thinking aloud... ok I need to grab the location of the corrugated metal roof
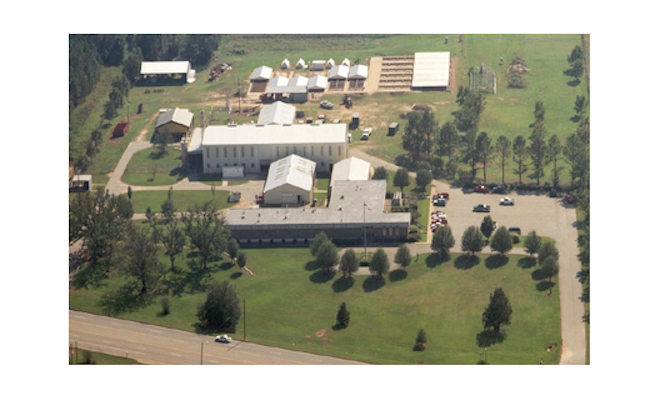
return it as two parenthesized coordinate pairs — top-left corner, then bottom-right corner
(156, 108), (194, 128)
(201, 123), (347, 146)
(257, 102), (296, 125)
(349, 64), (368, 79)
(251, 66), (273, 81)
(411, 52), (451, 88)
(140, 61), (191, 75)
(308, 75), (328, 90)
(329, 65), (349, 79)
(330, 157), (371, 186)
(264, 154), (315, 193)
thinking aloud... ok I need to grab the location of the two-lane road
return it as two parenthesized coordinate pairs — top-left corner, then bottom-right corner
(69, 310), (364, 365)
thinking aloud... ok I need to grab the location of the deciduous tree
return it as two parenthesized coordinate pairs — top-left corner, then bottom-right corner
(430, 225), (455, 259)
(495, 136), (511, 184)
(197, 281), (241, 332)
(490, 226), (513, 255)
(336, 302), (350, 328)
(523, 230), (542, 257)
(461, 226), (484, 256)
(482, 288), (512, 333)
(120, 225), (163, 295)
(393, 168), (411, 195)
(394, 244), (412, 269)
(339, 249), (359, 280)
(369, 248), (390, 281)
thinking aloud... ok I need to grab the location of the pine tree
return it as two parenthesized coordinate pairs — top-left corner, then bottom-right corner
(336, 302), (350, 328)
(482, 288), (513, 333)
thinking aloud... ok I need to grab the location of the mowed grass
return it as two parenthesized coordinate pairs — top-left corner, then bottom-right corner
(69, 247), (560, 364)
(126, 190), (231, 214)
(121, 147), (185, 186)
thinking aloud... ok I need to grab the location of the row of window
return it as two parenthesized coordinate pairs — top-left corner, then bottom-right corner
(206, 163), (255, 169)
(205, 145), (343, 160)
(206, 146), (255, 159)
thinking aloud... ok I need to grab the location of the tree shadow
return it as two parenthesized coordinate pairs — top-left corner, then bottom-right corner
(219, 261), (235, 271)
(476, 330), (507, 347)
(531, 268), (546, 281)
(518, 257), (537, 269)
(425, 253), (447, 269)
(567, 78), (581, 87)
(98, 282), (152, 316)
(332, 276), (355, 292)
(70, 262), (108, 290)
(148, 151), (166, 160)
(230, 271), (243, 279)
(454, 254), (480, 270)
(332, 323), (347, 331)
(388, 269), (408, 282)
(309, 269), (335, 284)
(362, 275), (385, 292)
(485, 254), (508, 270)
(304, 260), (319, 272)
(536, 280), (556, 292)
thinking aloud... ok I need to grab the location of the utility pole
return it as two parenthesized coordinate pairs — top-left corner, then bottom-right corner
(363, 202), (367, 259)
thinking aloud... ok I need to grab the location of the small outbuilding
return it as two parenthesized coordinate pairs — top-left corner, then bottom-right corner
(140, 61), (195, 83)
(69, 174), (92, 192)
(349, 64), (368, 79)
(308, 75), (328, 91)
(257, 101), (296, 125)
(330, 157), (372, 188)
(251, 66), (273, 81)
(341, 58), (351, 66)
(112, 121), (129, 139)
(155, 108), (194, 141)
(281, 59), (291, 69)
(326, 58), (336, 69)
(296, 58), (307, 69)
(312, 60), (326, 71)
(329, 65), (349, 80)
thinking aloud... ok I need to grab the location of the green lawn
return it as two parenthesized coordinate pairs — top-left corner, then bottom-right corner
(69, 247), (560, 364)
(127, 190), (230, 214)
(122, 147), (186, 186)
(69, 348), (141, 365)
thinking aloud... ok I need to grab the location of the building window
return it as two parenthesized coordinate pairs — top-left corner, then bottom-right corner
(250, 146), (254, 157)
(216, 147), (220, 158)
(251, 163), (255, 168)
(311, 146), (314, 156)
(320, 146), (324, 156)
(207, 148), (210, 158)
(224, 147), (228, 158)
(329, 146), (332, 156)
(234, 147), (238, 158)
(338, 146), (341, 156)
(207, 163), (210, 169)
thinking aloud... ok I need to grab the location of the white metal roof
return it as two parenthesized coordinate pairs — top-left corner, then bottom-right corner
(155, 108), (194, 128)
(264, 154), (316, 193)
(201, 123), (347, 146)
(257, 102), (296, 125)
(349, 64), (368, 79)
(329, 65), (349, 79)
(411, 52), (451, 88)
(307, 75), (328, 90)
(330, 157), (371, 186)
(269, 76), (288, 87)
(251, 66), (273, 81)
(341, 58), (350, 66)
(140, 61), (191, 75)
(296, 58), (306, 67)
(288, 75), (309, 87)
(281, 59), (290, 68)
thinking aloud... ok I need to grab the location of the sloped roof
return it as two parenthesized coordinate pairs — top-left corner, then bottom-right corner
(330, 157), (372, 186)
(156, 108), (194, 129)
(251, 65), (273, 81)
(257, 102), (296, 125)
(269, 76), (288, 87)
(411, 52), (451, 88)
(202, 123), (347, 146)
(264, 154), (316, 193)
(329, 65), (349, 79)
(307, 75), (328, 90)
(288, 75), (308, 87)
(296, 58), (306, 67)
(281, 59), (290, 67)
(341, 58), (350, 66)
(349, 64), (368, 79)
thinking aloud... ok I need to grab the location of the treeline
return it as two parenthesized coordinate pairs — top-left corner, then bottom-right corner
(69, 34), (221, 112)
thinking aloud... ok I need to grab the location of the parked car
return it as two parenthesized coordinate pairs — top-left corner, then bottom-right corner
(499, 197), (515, 206)
(319, 100), (334, 109)
(473, 203), (491, 212)
(433, 197), (447, 206)
(508, 227), (522, 235)
(215, 335), (232, 343)
(474, 184), (489, 193)
(434, 192), (450, 199)
(549, 188), (558, 198)
(491, 185), (507, 194)
(564, 194), (576, 204)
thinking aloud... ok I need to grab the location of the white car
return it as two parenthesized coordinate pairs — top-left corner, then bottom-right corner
(499, 197), (515, 206)
(215, 334), (232, 343)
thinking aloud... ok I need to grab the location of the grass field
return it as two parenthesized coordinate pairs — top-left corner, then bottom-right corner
(69, 347), (141, 365)
(126, 190), (230, 214)
(121, 147), (185, 186)
(69, 247), (560, 364)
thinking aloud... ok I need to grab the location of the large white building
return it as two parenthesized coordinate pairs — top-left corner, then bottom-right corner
(183, 123), (349, 174)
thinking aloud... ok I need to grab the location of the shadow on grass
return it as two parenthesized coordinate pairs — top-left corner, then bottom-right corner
(476, 330), (507, 347)
(162, 259), (217, 296)
(536, 280), (556, 292)
(304, 260), (319, 272)
(71, 262), (108, 290)
(98, 282), (152, 316)
(310, 269), (335, 284)
(485, 254), (508, 270)
(425, 252), (448, 269)
(362, 275), (385, 292)
(332, 276), (355, 292)
(518, 257), (537, 269)
(230, 271), (243, 279)
(219, 261), (235, 271)
(388, 269), (408, 282)
(332, 323), (348, 331)
(454, 254), (480, 270)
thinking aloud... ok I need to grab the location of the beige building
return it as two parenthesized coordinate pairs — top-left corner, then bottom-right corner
(155, 108), (194, 141)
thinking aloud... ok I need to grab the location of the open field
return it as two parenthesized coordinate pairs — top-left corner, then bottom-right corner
(126, 190), (230, 214)
(69, 247), (560, 365)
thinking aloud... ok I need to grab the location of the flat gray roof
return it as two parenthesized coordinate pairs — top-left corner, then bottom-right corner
(225, 179), (410, 228)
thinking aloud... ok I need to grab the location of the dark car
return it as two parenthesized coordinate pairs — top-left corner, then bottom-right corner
(549, 189), (558, 198)
(508, 227), (522, 235)
(473, 204), (490, 212)
(474, 184), (490, 193)
(491, 185), (507, 194)
(433, 197), (447, 206)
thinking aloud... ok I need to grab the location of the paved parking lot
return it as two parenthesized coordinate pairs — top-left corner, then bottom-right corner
(429, 183), (571, 252)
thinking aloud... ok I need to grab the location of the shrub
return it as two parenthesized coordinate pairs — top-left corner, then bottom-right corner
(161, 297), (171, 315)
